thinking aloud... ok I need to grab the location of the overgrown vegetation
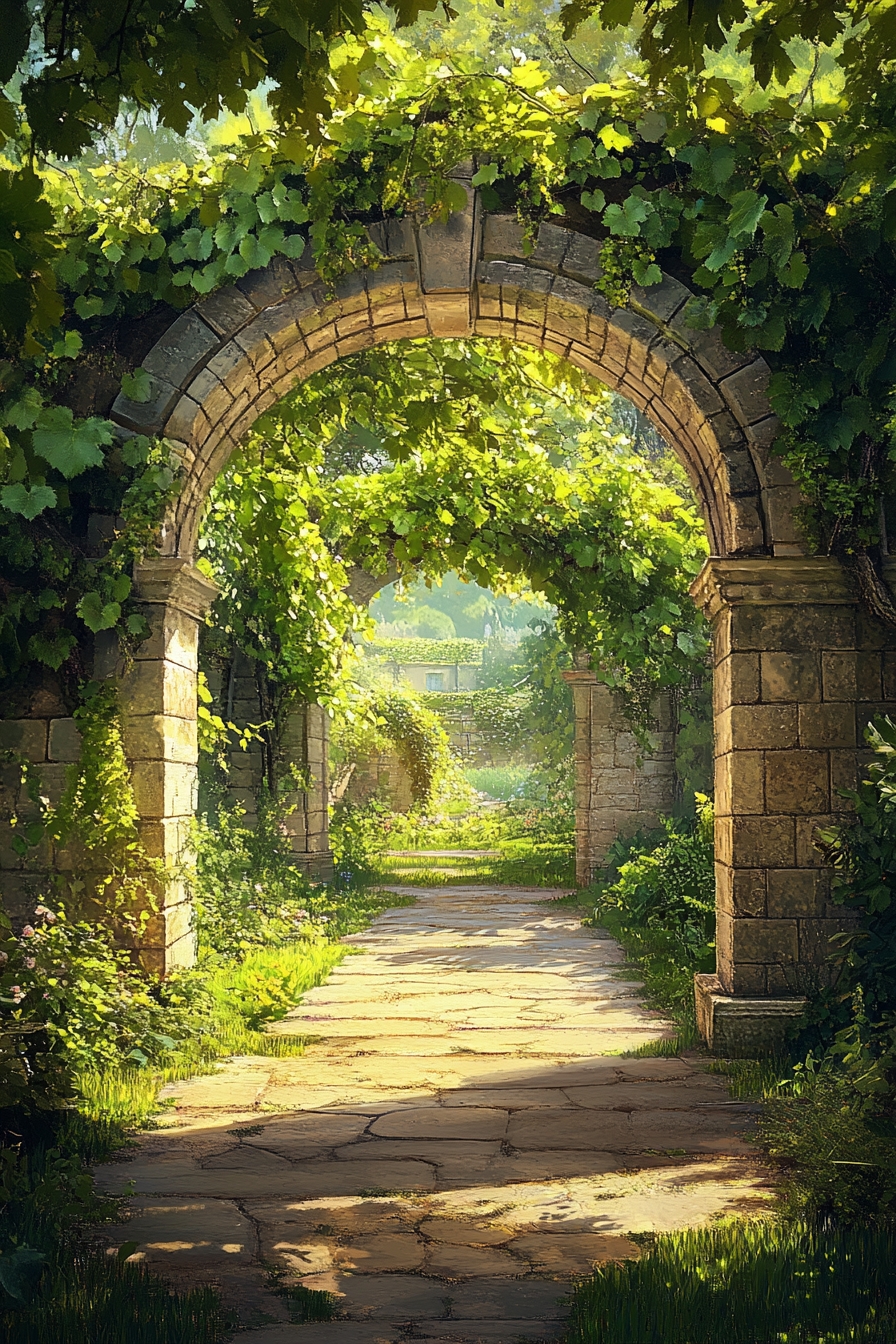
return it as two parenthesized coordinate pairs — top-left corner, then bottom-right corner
(566, 1220), (896, 1344)
(365, 766), (577, 887)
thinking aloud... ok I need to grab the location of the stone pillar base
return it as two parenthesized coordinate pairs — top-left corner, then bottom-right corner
(695, 973), (806, 1056)
(292, 849), (335, 882)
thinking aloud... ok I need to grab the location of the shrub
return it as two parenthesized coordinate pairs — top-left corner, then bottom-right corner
(594, 794), (715, 948)
(0, 904), (202, 1111)
(192, 795), (326, 957)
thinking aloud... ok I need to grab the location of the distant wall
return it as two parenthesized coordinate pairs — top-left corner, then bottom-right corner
(563, 671), (676, 886)
(205, 651), (333, 878)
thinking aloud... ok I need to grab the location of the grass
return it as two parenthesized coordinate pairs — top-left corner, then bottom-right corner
(590, 905), (711, 1049)
(566, 1221), (896, 1344)
(464, 765), (532, 800)
(377, 839), (575, 888)
(2, 1252), (234, 1343)
(75, 941), (347, 1128)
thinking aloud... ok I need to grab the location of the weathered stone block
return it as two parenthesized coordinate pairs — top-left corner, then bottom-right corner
(719, 357), (772, 426)
(143, 311), (220, 390)
(798, 703), (855, 749)
(730, 604), (856, 654)
(481, 214), (525, 258)
(715, 750), (764, 816)
(418, 182), (476, 293)
(695, 973), (806, 1056)
(714, 653), (760, 710)
(727, 815), (795, 867)
(111, 374), (179, 435)
(764, 750), (829, 815)
(795, 815), (837, 868)
(130, 761), (197, 820)
(0, 719), (48, 762)
(731, 914), (799, 964)
(822, 651), (857, 702)
(716, 863), (766, 917)
(123, 713), (197, 765)
(766, 869), (827, 919)
(195, 288), (257, 338)
(718, 704), (798, 753)
(48, 718), (81, 763)
(124, 661), (196, 719)
(760, 653), (820, 703)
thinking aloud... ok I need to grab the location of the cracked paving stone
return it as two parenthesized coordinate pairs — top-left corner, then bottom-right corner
(95, 885), (772, 1339)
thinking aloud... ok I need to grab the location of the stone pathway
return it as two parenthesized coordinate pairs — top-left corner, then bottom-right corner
(96, 887), (771, 1343)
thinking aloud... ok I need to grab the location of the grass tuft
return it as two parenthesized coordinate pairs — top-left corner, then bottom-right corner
(567, 1220), (896, 1344)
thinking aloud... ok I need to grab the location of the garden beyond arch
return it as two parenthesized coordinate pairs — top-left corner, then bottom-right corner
(104, 175), (896, 1054)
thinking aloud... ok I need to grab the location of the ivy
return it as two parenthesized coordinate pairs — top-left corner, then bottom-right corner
(368, 637), (484, 666)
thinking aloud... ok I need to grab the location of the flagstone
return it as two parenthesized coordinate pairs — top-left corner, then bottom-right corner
(508, 1232), (638, 1274)
(369, 1108), (509, 1141)
(94, 884), (771, 1340)
(333, 1233), (426, 1273)
(423, 1243), (518, 1277)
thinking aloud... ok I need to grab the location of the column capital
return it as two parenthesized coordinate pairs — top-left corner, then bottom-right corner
(133, 558), (219, 620)
(561, 669), (599, 685)
(690, 556), (854, 620)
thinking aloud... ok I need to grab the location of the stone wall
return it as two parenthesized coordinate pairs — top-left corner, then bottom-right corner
(563, 672), (676, 886)
(205, 650), (333, 878)
(0, 710), (82, 930)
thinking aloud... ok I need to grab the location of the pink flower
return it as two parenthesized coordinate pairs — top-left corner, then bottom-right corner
(10, 986), (23, 1003)
(44, 912), (56, 925)
(0, 952), (7, 966)
(24, 957), (36, 970)
(22, 925), (35, 938)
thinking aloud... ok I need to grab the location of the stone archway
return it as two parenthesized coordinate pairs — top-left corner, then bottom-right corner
(104, 170), (893, 1051)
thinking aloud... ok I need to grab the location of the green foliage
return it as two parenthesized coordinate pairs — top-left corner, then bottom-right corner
(464, 765), (532, 800)
(759, 1062), (896, 1228)
(593, 795), (715, 945)
(0, 1256), (231, 1343)
(373, 773), (576, 886)
(420, 687), (531, 761)
(368, 637), (484, 665)
(3, 6), (896, 686)
(807, 717), (896, 1108)
(200, 338), (708, 744)
(0, 1109), (230, 1338)
(193, 791), (409, 955)
(566, 1220), (896, 1344)
(582, 799), (716, 1041)
(331, 686), (462, 809)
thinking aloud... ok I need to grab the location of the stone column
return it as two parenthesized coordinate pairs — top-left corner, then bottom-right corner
(279, 703), (334, 879)
(122, 558), (219, 974)
(691, 556), (891, 1054)
(563, 669), (676, 885)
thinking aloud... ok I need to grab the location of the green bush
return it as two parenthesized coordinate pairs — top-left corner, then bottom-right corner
(594, 794), (714, 947)
(582, 798), (715, 1042)
(567, 1221), (896, 1344)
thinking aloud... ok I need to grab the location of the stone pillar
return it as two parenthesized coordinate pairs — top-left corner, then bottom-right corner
(691, 556), (895, 1054)
(122, 558), (219, 974)
(279, 703), (334, 879)
(563, 669), (676, 886)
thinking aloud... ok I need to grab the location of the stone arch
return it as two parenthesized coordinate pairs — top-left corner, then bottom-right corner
(111, 195), (801, 563)
(103, 177), (896, 1054)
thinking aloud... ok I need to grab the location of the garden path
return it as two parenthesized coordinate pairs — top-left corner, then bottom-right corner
(96, 887), (771, 1343)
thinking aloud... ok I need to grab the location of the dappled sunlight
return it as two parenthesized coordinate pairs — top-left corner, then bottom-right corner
(96, 887), (771, 1336)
